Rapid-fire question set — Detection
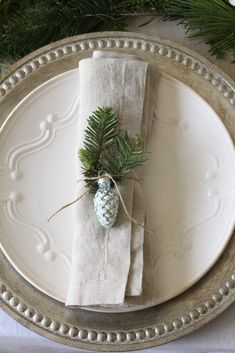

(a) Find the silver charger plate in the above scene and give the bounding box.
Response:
[0,32,235,351]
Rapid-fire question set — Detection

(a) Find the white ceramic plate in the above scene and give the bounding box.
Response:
[0,68,235,311]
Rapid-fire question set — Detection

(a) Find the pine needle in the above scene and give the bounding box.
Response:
[0,0,234,61]
[79,107,148,193]
[148,0,235,59]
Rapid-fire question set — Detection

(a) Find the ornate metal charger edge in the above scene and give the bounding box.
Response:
[0,32,235,351]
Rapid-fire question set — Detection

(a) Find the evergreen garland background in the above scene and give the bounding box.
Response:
[0,0,235,73]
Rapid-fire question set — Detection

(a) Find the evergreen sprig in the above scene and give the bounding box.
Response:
[0,0,127,60]
[79,107,148,193]
[148,0,235,59]
[0,0,234,63]
[102,133,148,176]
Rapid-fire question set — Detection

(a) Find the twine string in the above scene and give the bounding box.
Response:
[104,173,154,235]
[47,190,89,222]
[47,173,155,235]
[77,174,140,183]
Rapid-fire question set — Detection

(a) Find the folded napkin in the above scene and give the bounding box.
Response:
[66,51,152,306]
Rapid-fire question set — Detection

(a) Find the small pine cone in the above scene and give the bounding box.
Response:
[94,178,119,228]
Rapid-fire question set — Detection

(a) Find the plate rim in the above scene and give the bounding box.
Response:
[0,31,235,351]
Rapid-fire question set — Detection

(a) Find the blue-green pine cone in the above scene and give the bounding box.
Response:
[94,180,119,229]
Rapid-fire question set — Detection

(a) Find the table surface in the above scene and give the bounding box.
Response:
[1,18,235,353]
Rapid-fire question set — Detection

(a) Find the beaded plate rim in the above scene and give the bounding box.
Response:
[0,32,235,351]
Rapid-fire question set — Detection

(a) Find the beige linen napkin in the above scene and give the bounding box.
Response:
[66,51,151,306]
